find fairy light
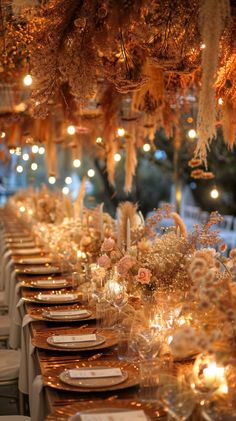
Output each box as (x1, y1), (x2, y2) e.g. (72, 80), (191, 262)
(87, 169), (95, 178)
(38, 146), (45, 155)
(114, 153), (121, 162)
(143, 143), (151, 152)
(62, 186), (69, 195)
(67, 125), (76, 135)
(210, 188), (219, 199)
(218, 98), (223, 105)
(23, 74), (33, 86)
(188, 129), (197, 139)
(19, 206), (25, 213)
(117, 128), (125, 137)
(96, 137), (103, 144)
(16, 165), (23, 173)
(65, 176), (72, 185)
(32, 145), (39, 153)
(73, 159), (81, 168)
(31, 162), (38, 171)
(9, 148), (15, 155)
(200, 43), (206, 49)
(1, 132), (5, 138)
(15, 147), (21, 156)
(48, 176), (56, 185)
(22, 153), (29, 161)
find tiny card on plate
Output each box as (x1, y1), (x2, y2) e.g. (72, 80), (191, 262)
(52, 334), (97, 343)
(79, 410), (148, 421)
(69, 368), (122, 379)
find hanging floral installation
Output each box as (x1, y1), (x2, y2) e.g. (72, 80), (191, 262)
(0, 0), (236, 189)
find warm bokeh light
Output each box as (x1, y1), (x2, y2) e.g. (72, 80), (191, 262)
(1, 132), (5, 138)
(32, 145), (39, 153)
(73, 159), (81, 168)
(143, 143), (151, 152)
(187, 117), (193, 123)
(15, 147), (22, 156)
(16, 165), (23, 173)
(38, 146), (45, 155)
(19, 206), (25, 212)
(23, 74), (33, 86)
(218, 97), (223, 105)
(188, 129), (197, 139)
(62, 186), (69, 195)
(48, 176), (56, 184)
(114, 153), (121, 162)
(117, 128), (125, 137)
(87, 169), (95, 178)
(31, 162), (38, 171)
(200, 43), (206, 49)
(67, 125), (76, 135)
(210, 188), (219, 199)
(65, 176), (72, 185)
(96, 137), (102, 144)
(22, 153), (29, 161)
(9, 148), (15, 155)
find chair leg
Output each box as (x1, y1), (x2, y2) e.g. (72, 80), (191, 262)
(18, 390), (25, 415)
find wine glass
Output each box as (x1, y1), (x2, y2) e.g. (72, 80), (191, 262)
(159, 379), (196, 421)
(105, 279), (128, 326)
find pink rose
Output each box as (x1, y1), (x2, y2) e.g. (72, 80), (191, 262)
(97, 254), (111, 269)
(101, 237), (115, 253)
(117, 255), (136, 276)
(137, 268), (152, 284)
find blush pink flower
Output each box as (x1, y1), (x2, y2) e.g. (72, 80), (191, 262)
(101, 237), (115, 253)
(117, 255), (136, 276)
(97, 254), (111, 269)
(137, 267), (152, 284)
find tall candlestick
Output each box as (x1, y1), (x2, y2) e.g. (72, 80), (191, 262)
(100, 203), (104, 241)
(117, 209), (121, 249)
(126, 218), (131, 251)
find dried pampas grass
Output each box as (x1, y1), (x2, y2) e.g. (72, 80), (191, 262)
(222, 101), (236, 149)
(124, 123), (137, 194)
(196, 0), (230, 164)
(73, 176), (86, 219)
(118, 201), (138, 248)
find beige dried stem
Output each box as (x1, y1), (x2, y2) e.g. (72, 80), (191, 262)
(196, 0), (230, 164)
(170, 212), (187, 238)
(124, 123), (137, 193)
(73, 176), (86, 219)
(118, 201), (138, 247)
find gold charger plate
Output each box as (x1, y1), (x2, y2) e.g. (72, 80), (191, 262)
(43, 360), (139, 393)
(47, 334), (106, 350)
(25, 303), (95, 322)
(34, 293), (79, 304)
(45, 399), (163, 421)
(42, 308), (92, 320)
(21, 265), (61, 275)
(33, 328), (117, 352)
(17, 257), (52, 265)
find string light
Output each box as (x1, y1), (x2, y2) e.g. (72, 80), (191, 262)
(87, 169), (95, 178)
(23, 74), (33, 86)
(16, 165), (23, 173)
(38, 146), (45, 155)
(117, 128), (125, 137)
(188, 129), (197, 139)
(62, 186), (69, 195)
(0, 132), (5, 138)
(15, 147), (21, 156)
(65, 176), (72, 185)
(67, 125), (76, 135)
(73, 159), (81, 168)
(31, 162), (38, 171)
(32, 145), (39, 153)
(48, 176), (56, 184)
(22, 153), (29, 161)
(96, 137), (102, 144)
(200, 43), (206, 49)
(19, 206), (25, 213)
(187, 117), (193, 124)
(143, 143), (151, 152)
(9, 148), (15, 155)
(218, 98), (223, 105)
(114, 153), (121, 162)
(210, 188), (219, 199)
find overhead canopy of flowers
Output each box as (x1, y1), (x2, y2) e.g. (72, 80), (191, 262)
(0, 0), (236, 190)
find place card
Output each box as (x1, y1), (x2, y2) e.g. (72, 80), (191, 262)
(52, 334), (97, 343)
(79, 410), (148, 421)
(48, 310), (88, 317)
(69, 368), (122, 379)
(37, 293), (75, 300)
(35, 279), (67, 286)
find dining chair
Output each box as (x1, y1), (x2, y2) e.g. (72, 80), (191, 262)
(0, 350), (22, 413)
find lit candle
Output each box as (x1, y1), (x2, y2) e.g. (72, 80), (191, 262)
(126, 218), (131, 251)
(203, 363), (225, 389)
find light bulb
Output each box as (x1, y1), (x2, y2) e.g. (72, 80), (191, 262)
(31, 162), (38, 171)
(67, 125), (76, 135)
(16, 165), (23, 173)
(114, 153), (121, 162)
(19, 206), (25, 212)
(65, 176), (72, 185)
(32, 145), (39, 153)
(117, 128), (125, 137)
(87, 169), (95, 178)
(38, 146), (45, 155)
(48, 176), (56, 185)
(23, 74), (32, 86)
(73, 159), (81, 168)
(96, 137), (102, 144)
(143, 143), (151, 152)
(22, 153), (29, 161)
(9, 148), (15, 155)
(188, 129), (197, 139)
(210, 188), (219, 199)
(62, 186), (69, 195)
(1, 132), (5, 138)
(200, 43), (206, 49)
(218, 98), (223, 105)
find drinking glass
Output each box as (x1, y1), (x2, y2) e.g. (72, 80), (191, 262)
(159, 378), (196, 421)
